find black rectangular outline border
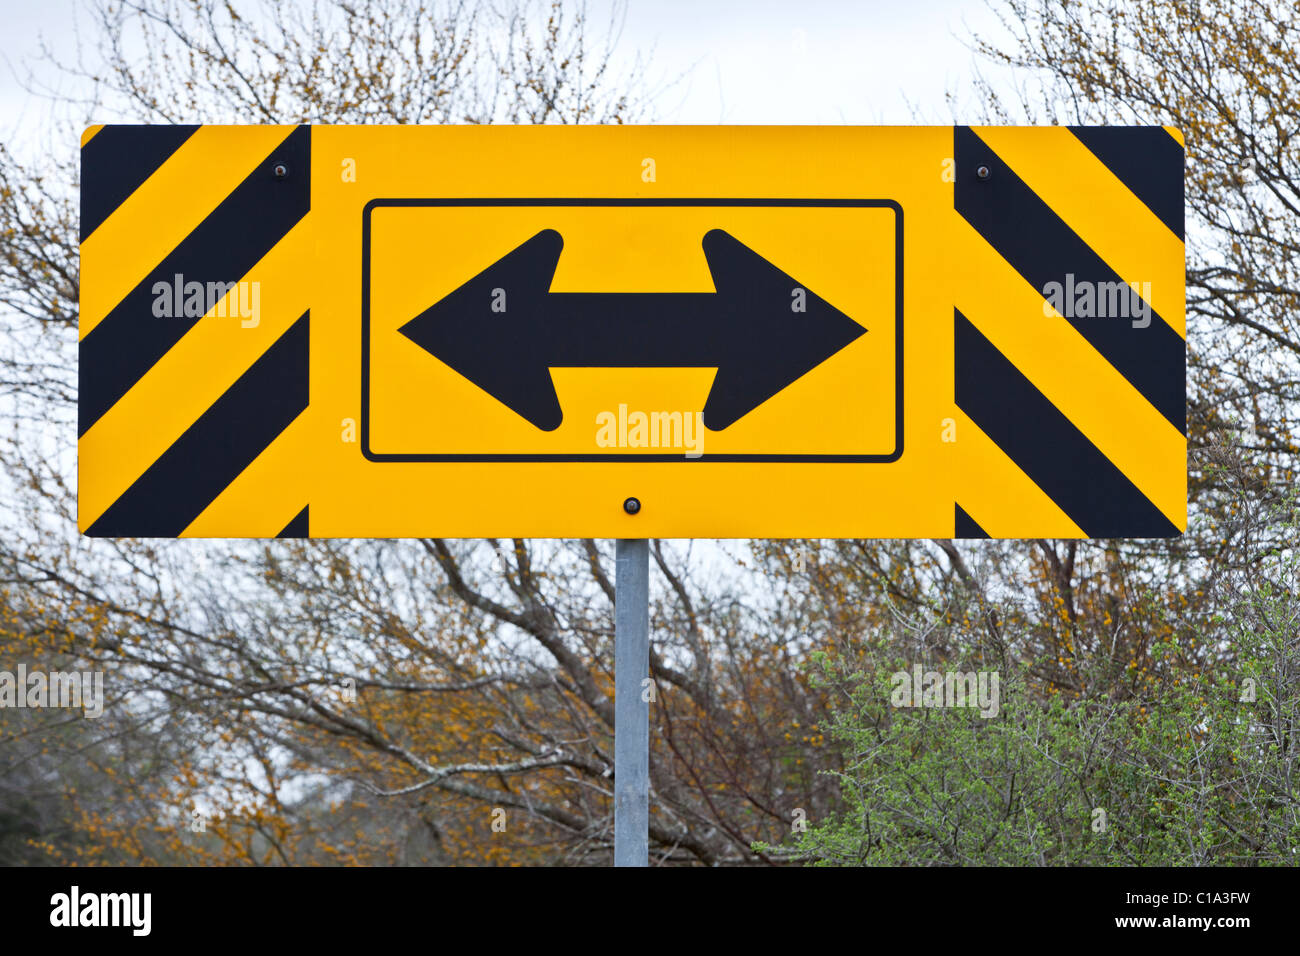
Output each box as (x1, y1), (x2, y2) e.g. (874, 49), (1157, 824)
(360, 198), (904, 463)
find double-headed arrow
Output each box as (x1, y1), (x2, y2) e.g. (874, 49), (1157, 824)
(398, 228), (865, 431)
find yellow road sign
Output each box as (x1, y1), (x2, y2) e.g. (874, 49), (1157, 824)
(78, 125), (1185, 538)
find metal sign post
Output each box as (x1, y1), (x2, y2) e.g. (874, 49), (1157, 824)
(613, 537), (650, 866)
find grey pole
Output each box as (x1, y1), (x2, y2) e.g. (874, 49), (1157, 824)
(614, 537), (650, 867)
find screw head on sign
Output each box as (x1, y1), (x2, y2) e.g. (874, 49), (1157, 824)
(976, 165), (990, 180)
(273, 163), (289, 180)
(623, 497), (642, 515)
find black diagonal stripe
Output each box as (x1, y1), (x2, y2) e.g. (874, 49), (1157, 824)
(276, 506), (309, 538)
(954, 504), (989, 539)
(955, 310), (1178, 538)
(79, 124), (310, 437)
(954, 125), (1185, 435)
(86, 312), (309, 537)
(80, 125), (200, 242)
(1069, 126), (1184, 240)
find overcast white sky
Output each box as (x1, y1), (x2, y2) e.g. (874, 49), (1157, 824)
(0, 0), (1015, 148)
(616, 0), (1010, 124)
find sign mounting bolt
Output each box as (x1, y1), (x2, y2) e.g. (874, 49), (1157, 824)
(623, 497), (642, 515)
(273, 163), (289, 180)
(976, 165), (990, 180)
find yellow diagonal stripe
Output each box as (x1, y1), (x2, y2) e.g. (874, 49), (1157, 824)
(181, 413), (311, 537)
(951, 216), (1186, 528)
(956, 411), (1085, 538)
(79, 125), (296, 340)
(973, 126), (1185, 338)
(77, 218), (313, 530)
